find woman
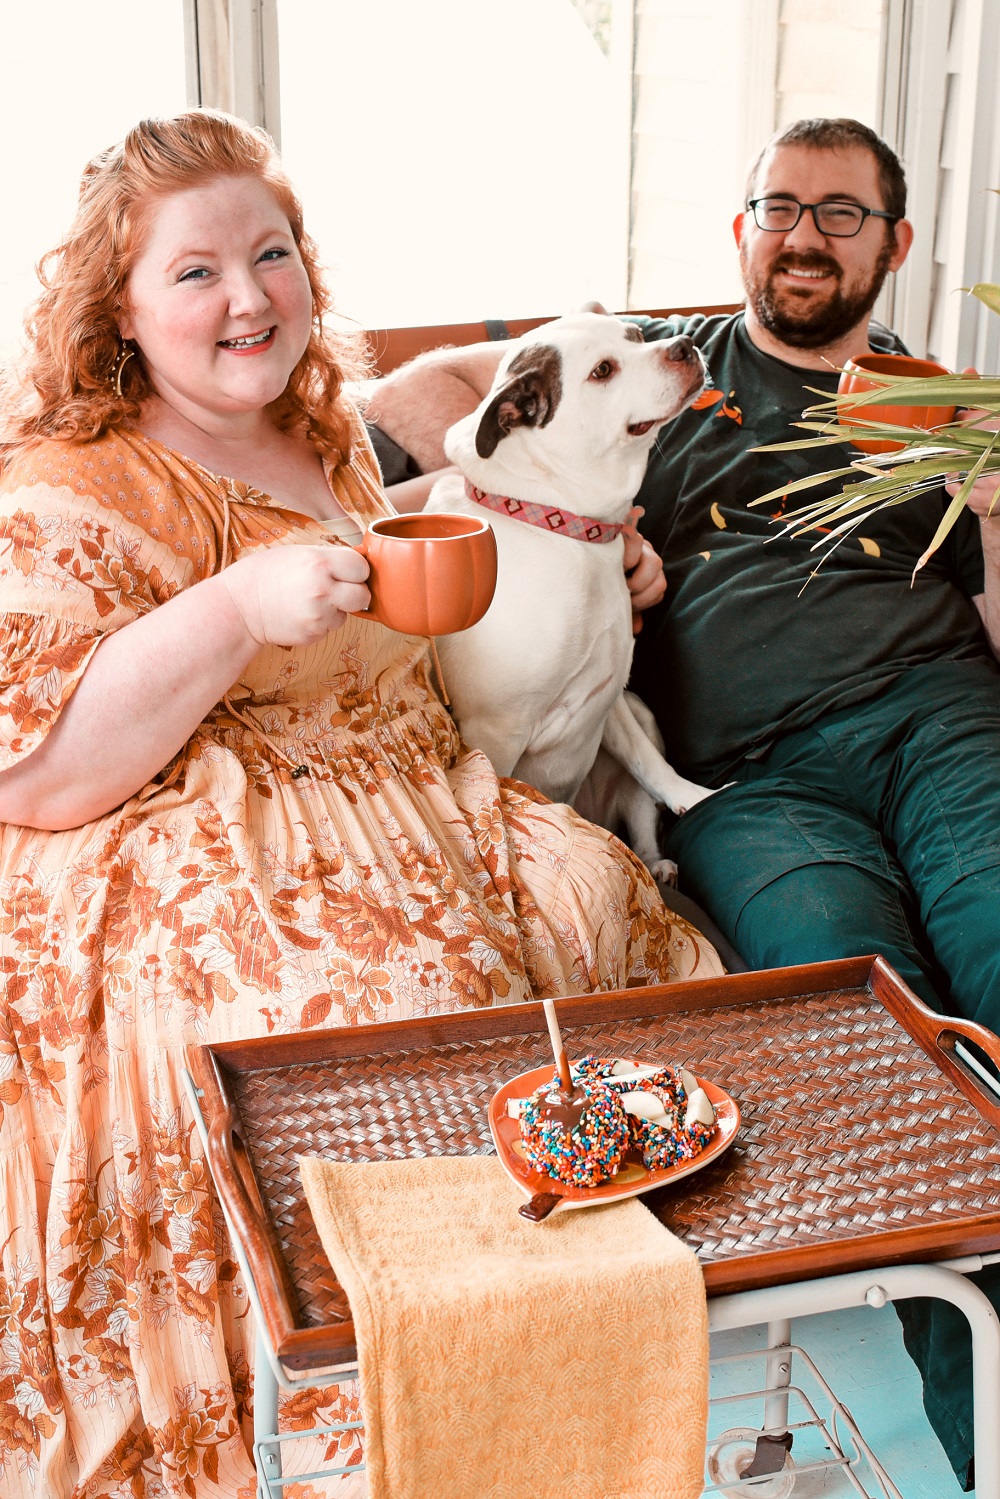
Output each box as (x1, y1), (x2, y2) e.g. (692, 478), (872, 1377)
(0, 111), (721, 1496)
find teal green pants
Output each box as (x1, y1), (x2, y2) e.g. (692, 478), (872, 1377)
(666, 655), (1000, 1490)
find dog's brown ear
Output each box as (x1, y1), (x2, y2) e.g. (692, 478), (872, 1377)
(475, 346), (563, 458)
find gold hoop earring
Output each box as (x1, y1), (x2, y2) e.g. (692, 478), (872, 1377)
(112, 341), (135, 398)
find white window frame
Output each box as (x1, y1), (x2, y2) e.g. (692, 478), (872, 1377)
(184, 0), (281, 146)
(188, 0), (1000, 368)
(878, 0), (1000, 369)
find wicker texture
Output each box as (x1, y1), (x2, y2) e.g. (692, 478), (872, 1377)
(230, 983), (1000, 1331)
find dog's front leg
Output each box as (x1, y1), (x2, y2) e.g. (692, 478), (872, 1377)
(601, 695), (716, 816)
(617, 781), (679, 887)
(451, 711), (528, 781)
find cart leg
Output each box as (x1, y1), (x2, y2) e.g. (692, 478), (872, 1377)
(254, 1326), (282, 1498)
(730, 1317), (796, 1482)
(763, 1318), (792, 1434)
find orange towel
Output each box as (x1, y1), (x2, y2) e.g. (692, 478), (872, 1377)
(298, 1153), (707, 1499)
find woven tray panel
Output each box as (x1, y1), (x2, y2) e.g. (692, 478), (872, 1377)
(230, 983), (1000, 1330)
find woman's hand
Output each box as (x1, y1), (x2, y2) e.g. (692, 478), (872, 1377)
(622, 506), (666, 633)
(222, 544), (371, 647)
(0, 542), (372, 831)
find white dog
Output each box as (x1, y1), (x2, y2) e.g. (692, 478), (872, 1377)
(572, 690), (680, 885)
(424, 312), (716, 858)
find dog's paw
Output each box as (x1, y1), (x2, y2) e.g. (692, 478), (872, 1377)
(650, 857), (679, 887)
(670, 779), (726, 816)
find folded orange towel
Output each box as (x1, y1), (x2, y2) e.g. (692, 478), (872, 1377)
(298, 1152), (707, 1499)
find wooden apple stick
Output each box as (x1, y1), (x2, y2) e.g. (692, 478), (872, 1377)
(542, 998), (575, 1096)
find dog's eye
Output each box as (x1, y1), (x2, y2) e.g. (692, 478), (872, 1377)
(589, 360), (617, 382)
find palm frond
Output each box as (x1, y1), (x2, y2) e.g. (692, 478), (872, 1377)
(966, 283), (1000, 315)
(755, 352), (1000, 575)
(911, 432), (999, 578)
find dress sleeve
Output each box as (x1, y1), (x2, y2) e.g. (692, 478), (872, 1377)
(0, 612), (104, 769)
(0, 443), (186, 770)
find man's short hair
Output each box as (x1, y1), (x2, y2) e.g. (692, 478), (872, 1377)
(744, 118), (907, 220)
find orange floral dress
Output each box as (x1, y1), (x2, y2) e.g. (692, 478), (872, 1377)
(0, 413), (722, 1498)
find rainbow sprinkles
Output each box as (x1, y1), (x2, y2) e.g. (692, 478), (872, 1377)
(515, 1055), (718, 1188)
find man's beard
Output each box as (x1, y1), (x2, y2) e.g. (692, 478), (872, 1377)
(741, 242), (894, 349)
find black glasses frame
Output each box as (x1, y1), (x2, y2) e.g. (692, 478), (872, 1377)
(746, 197), (900, 238)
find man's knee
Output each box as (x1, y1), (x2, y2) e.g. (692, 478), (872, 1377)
(735, 863), (881, 961)
(733, 861), (940, 1005)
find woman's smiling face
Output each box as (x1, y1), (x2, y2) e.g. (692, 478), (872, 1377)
(120, 174), (314, 433)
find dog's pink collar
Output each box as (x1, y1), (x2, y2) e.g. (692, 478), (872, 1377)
(464, 479), (624, 543)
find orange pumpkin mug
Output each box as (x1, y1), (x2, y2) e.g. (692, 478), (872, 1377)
(838, 353), (957, 455)
(355, 513), (498, 636)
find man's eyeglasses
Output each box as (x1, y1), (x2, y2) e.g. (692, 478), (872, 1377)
(747, 198), (899, 238)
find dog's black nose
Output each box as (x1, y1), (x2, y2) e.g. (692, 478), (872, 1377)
(661, 335), (697, 363)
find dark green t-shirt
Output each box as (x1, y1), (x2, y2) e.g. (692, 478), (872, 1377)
(629, 312), (989, 786)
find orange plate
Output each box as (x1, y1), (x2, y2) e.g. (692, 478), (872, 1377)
(488, 1064), (740, 1216)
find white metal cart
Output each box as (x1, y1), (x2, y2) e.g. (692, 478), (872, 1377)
(182, 955), (1000, 1497)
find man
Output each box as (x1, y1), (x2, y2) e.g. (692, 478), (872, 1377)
(625, 120), (999, 1019)
(367, 117), (1000, 1489)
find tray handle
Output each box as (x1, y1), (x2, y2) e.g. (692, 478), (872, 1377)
(207, 1109), (269, 1240)
(924, 1012), (1000, 1129)
(204, 1106), (302, 1327)
(870, 957), (1000, 1129)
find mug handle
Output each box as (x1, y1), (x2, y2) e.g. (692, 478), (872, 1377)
(350, 531), (379, 622)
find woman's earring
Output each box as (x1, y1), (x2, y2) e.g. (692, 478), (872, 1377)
(112, 340), (136, 398)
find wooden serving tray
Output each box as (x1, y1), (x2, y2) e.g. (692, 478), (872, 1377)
(186, 955), (1000, 1374)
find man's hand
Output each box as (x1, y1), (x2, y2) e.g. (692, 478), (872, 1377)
(622, 506), (666, 634)
(946, 367), (1000, 660)
(945, 367), (1000, 522)
(955, 473), (1000, 521)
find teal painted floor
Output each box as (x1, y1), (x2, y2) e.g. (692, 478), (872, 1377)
(707, 1305), (973, 1497)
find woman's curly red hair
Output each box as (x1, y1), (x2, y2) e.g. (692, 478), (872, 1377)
(2, 109), (369, 466)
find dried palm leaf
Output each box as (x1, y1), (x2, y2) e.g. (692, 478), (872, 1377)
(750, 284), (1000, 578)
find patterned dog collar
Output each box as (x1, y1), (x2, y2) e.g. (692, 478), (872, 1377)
(465, 479), (624, 543)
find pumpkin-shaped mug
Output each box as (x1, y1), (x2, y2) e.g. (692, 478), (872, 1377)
(356, 513), (497, 636)
(838, 353), (957, 454)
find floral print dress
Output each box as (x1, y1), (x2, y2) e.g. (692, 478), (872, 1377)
(0, 413), (722, 1497)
